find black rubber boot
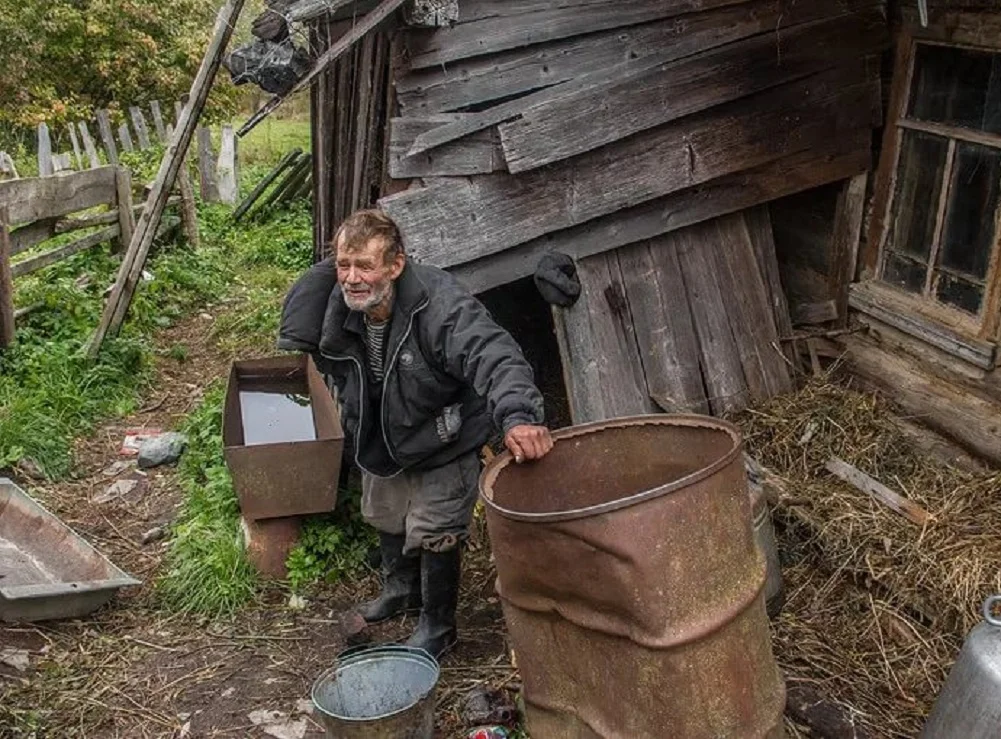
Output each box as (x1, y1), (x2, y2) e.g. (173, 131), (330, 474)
(358, 533), (421, 624)
(405, 547), (461, 658)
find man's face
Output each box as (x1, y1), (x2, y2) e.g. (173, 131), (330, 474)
(335, 236), (405, 314)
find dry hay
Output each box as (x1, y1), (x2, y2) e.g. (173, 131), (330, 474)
(737, 377), (1001, 637)
(773, 551), (961, 738)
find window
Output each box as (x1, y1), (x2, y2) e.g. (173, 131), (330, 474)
(879, 42), (1001, 322)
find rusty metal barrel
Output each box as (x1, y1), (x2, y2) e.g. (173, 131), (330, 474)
(480, 415), (785, 738)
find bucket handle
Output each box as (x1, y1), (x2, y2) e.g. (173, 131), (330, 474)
(984, 596), (1001, 626)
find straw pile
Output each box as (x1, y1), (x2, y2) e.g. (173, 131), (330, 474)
(737, 377), (1001, 638)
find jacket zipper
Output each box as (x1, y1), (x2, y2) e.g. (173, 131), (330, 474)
(320, 352), (371, 474)
(380, 298), (429, 467)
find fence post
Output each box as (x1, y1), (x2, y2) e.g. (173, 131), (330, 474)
(118, 123), (135, 153)
(129, 107), (152, 149)
(216, 125), (239, 204)
(37, 123), (54, 176)
(96, 110), (119, 165)
(78, 122), (101, 168)
(0, 207), (15, 348)
(197, 127), (219, 202)
(150, 100), (167, 143)
(114, 167), (136, 255)
(68, 125), (84, 169)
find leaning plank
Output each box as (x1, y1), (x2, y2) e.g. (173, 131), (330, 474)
(744, 205), (795, 348)
(825, 457), (932, 526)
(389, 116), (504, 178)
(37, 124), (54, 177)
(0, 167), (118, 227)
(234, 149), (302, 222)
(450, 135), (871, 294)
(0, 208), (14, 348)
(617, 237), (709, 414)
(130, 107), (152, 149)
(398, 0), (868, 115)
(499, 10), (887, 173)
(676, 221), (749, 415)
(95, 110), (119, 165)
(383, 67), (876, 268)
(405, 0), (743, 69)
(118, 123), (135, 153)
(12, 226), (119, 278)
(90, 0), (247, 357)
(150, 100), (167, 142)
(67, 125), (84, 169)
(828, 173), (869, 327)
(78, 122), (102, 168)
(238, 0), (408, 136)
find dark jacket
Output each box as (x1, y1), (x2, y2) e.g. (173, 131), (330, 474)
(277, 259), (545, 477)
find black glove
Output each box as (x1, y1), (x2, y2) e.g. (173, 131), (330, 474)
(534, 252), (581, 308)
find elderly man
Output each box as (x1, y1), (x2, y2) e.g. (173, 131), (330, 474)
(278, 209), (553, 657)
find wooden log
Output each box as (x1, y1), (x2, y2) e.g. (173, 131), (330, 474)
(67, 125), (84, 169)
(129, 106), (152, 149)
(115, 167), (136, 255)
(234, 149), (302, 222)
(238, 0), (409, 136)
(450, 134), (871, 295)
(499, 9), (887, 173)
(11, 225), (119, 278)
(0, 166), (118, 227)
(676, 220), (749, 415)
(118, 123), (135, 153)
(405, 0), (743, 70)
(95, 110), (119, 166)
(389, 116), (504, 178)
(216, 125), (239, 204)
(398, 0), (867, 115)
(382, 66), (877, 269)
(792, 299), (839, 325)
(78, 122), (101, 169)
(617, 237), (709, 414)
(89, 0), (247, 357)
(197, 127), (220, 202)
(37, 124), (54, 177)
(0, 207), (14, 348)
(825, 457), (932, 526)
(150, 100), (167, 142)
(828, 173), (869, 327)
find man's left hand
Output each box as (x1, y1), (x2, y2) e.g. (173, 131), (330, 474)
(505, 425), (554, 464)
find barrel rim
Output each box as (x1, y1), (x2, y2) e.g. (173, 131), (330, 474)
(479, 414), (744, 523)
(310, 645), (439, 723)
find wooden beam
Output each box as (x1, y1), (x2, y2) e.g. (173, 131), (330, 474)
(828, 173), (869, 327)
(450, 134), (871, 294)
(825, 457), (932, 526)
(397, 0), (875, 116)
(383, 67), (877, 269)
(89, 0), (247, 358)
(0, 167), (118, 227)
(0, 208), (14, 348)
(499, 10), (887, 173)
(238, 0), (407, 137)
(389, 116), (504, 178)
(95, 110), (119, 166)
(12, 226), (119, 278)
(405, 0), (744, 70)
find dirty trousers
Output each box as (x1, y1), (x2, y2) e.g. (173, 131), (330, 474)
(361, 451), (481, 555)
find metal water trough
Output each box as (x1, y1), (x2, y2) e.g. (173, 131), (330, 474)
(223, 354), (344, 520)
(0, 478), (141, 622)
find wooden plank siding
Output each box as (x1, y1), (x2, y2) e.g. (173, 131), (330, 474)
(381, 65), (878, 269)
(388, 115), (505, 178)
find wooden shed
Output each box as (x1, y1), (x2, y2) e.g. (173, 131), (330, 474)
(239, 0), (1001, 465)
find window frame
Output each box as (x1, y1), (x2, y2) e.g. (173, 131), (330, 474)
(863, 23), (1001, 349)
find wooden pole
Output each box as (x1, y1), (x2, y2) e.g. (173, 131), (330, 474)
(88, 0), (247, 358)
(0, 207), (15, 348)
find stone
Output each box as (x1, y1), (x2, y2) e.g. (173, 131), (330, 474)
(0, 648), (30, 671)
(247, 709), (308, 739)
(140, 526), (167, 545)
(287, 594), (308, 610)
(94, 478), (139, 504)
(16, 458), (46, 480)
(101, 460), (134, 477)
(137, 432), (187, 469)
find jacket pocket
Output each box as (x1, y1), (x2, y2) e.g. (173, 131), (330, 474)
(435, 403), (463, 443)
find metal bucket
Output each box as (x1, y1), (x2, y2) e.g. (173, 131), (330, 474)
(748, 474), (786, 618)
(311, 646), (439, 738)
(920, 596), (1001, 738)
(480, 415), (785, 738)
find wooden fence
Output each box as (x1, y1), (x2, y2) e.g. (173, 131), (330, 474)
(26, 100), (238, 204)
(0, 166), (186, 349)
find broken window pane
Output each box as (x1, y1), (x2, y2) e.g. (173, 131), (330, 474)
(935, 271), (984, 314)
(940, 142), (1001, 280)
(887, 130), (947, 260)
(884, 253), (927, 293)
(909, 44), (1001, 134)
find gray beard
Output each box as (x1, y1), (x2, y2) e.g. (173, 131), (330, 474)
(343, 281), (393, 314)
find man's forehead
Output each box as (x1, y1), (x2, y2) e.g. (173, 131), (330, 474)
(336, 236), (389, 257)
